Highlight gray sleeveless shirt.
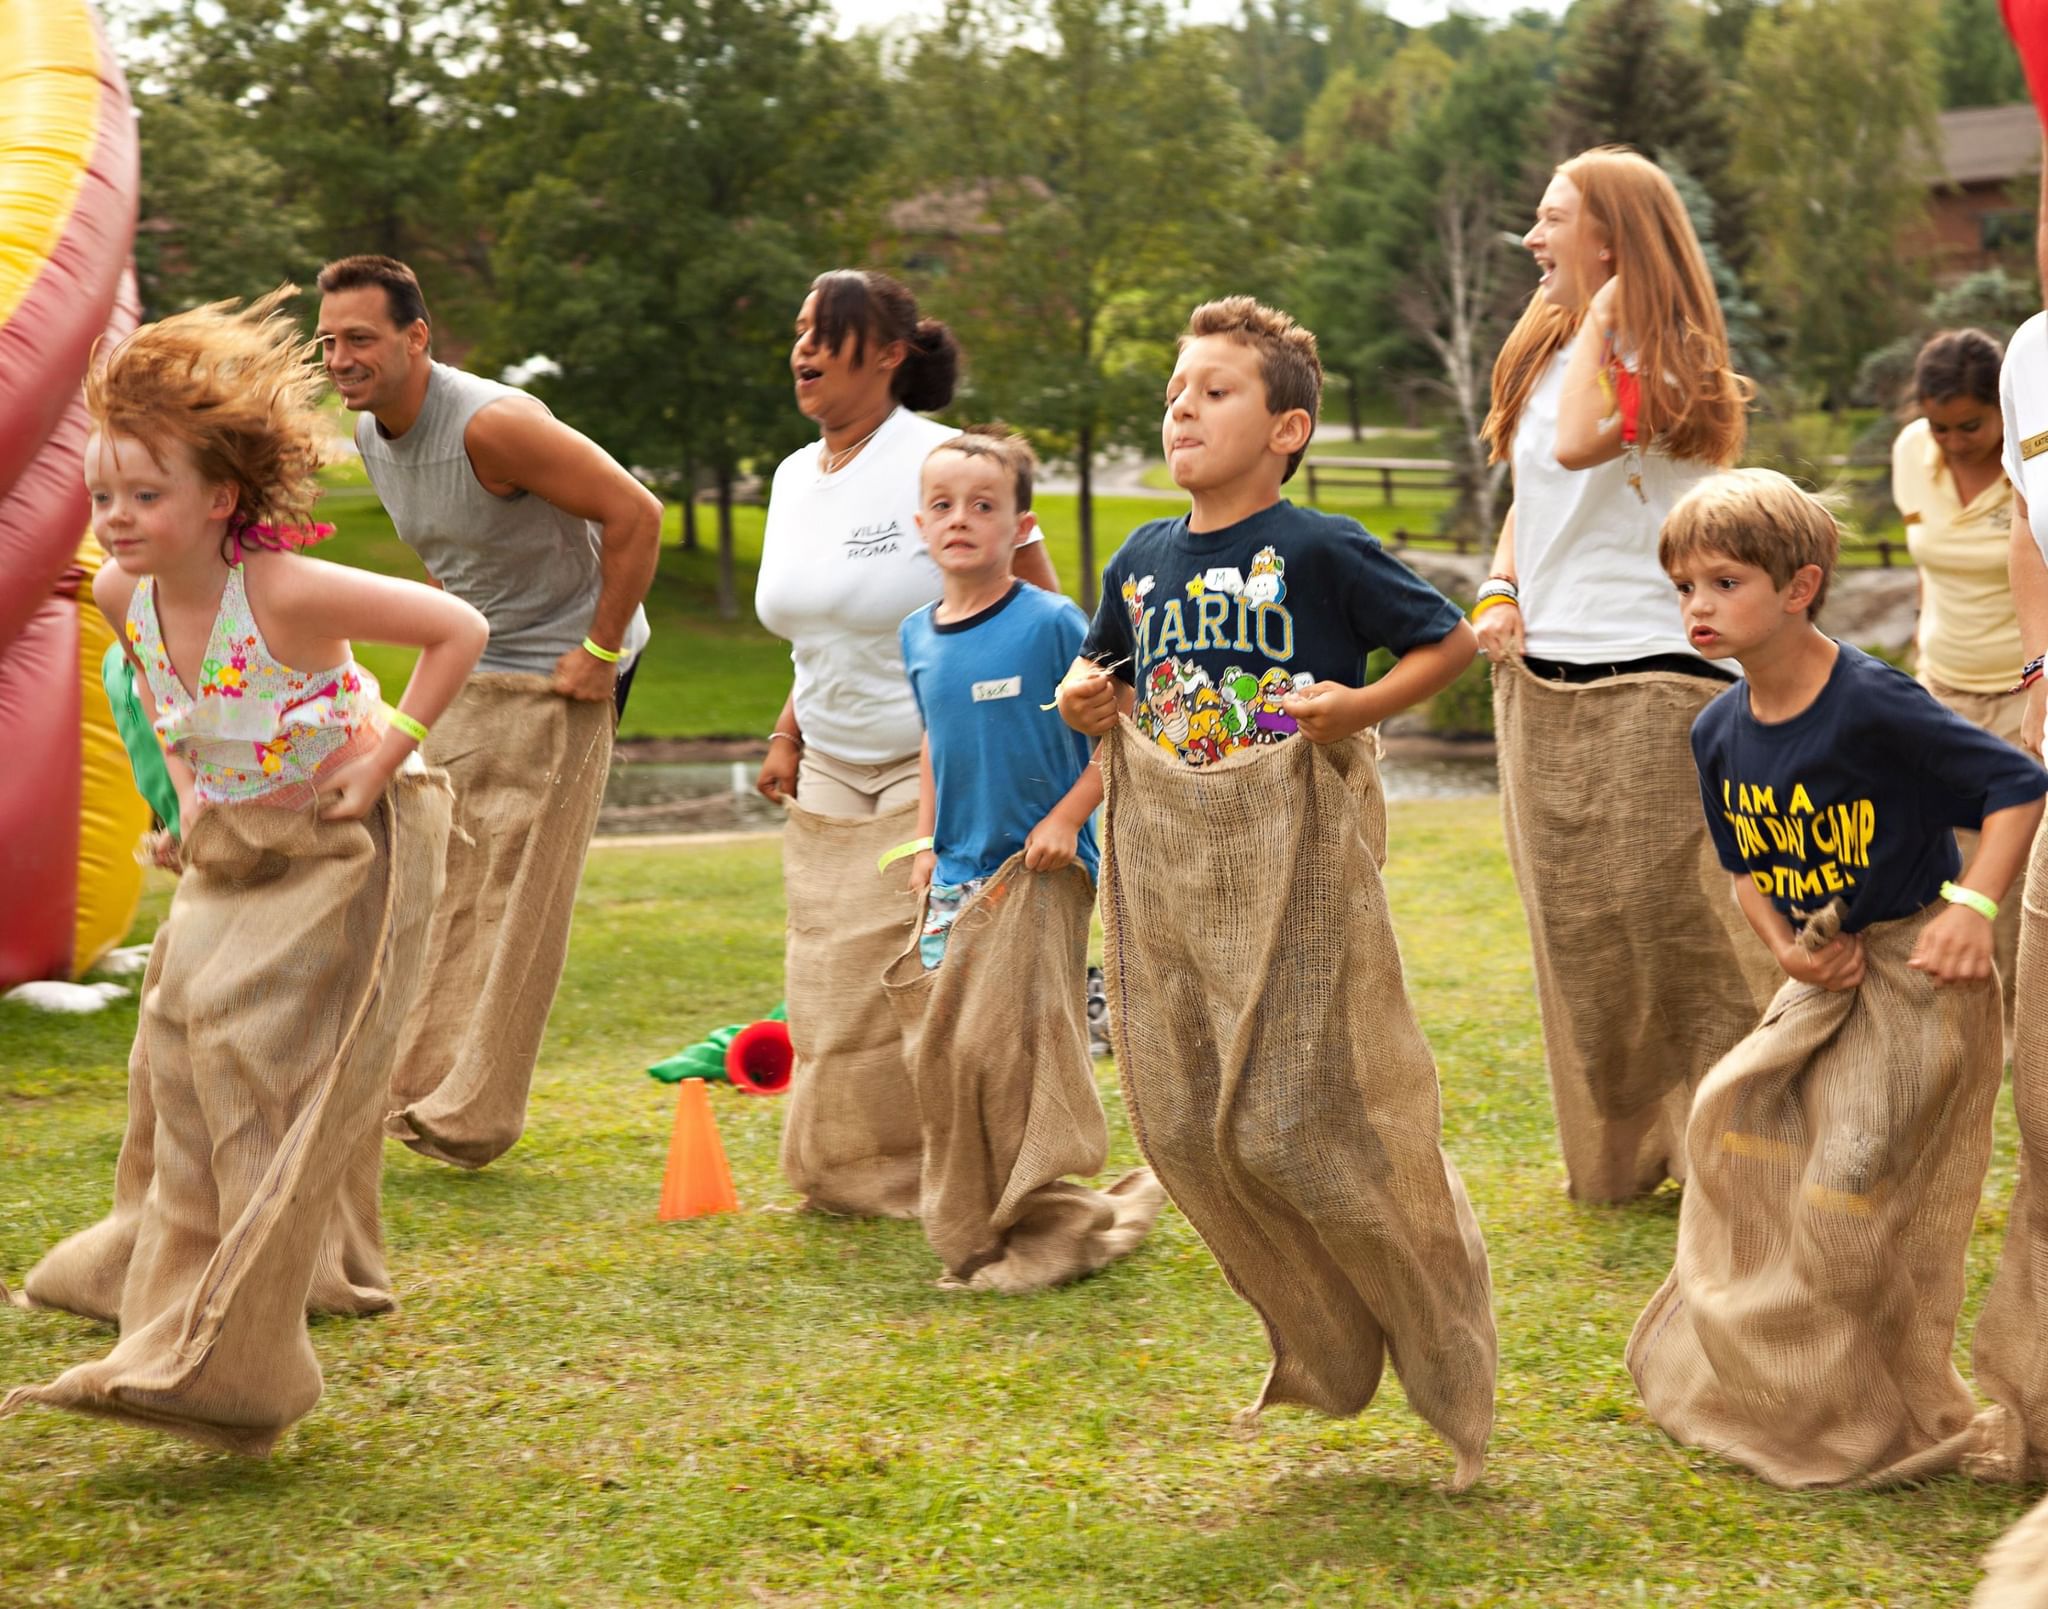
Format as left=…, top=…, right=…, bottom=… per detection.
left=355, top=361, right=650, bottom=676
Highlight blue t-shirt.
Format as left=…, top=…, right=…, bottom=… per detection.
left=1692, top=642, right=2048, bottom=930
left=901, top=582, right=1100, bottom=885
left=1078, top=499, right=1463, bottom=765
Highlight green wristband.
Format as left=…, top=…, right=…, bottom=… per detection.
left=581, top=636, right=622, bottom=664
left=384, top=704, right=429, bottom=744
left=878, top=836, right=934, bottom=873
left=1940, top=881, right=1998, bottom=922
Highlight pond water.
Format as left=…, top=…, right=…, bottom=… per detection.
left=598, top=747, right=1499, bottom=837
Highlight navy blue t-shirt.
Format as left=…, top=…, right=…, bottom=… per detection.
left=901, top=582, right=1100, bottom=885
left=1079, top=500, right=1462, bottom=765
left=1692, top=643, right=2048, bottom=930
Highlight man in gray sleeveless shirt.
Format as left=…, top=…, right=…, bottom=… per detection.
left=316, top=254, right=661, bottom=1168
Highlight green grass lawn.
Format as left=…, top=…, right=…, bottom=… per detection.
left=0, top=805, right=2033, bottom=1605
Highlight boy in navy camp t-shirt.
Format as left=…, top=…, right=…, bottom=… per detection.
left=1661, top=468, right=2046, bottom=990
left=899, top=428, right=1100, bottom=966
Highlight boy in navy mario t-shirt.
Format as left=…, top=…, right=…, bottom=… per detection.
left=1064, top=299, right=1469, bottom=761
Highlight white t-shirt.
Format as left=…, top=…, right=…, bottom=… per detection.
left=1510, top=332, right=1712, bottom=663
left=2002, top=311, right=2048, bottom=567
left=754, top=407, right=1043, bottom=766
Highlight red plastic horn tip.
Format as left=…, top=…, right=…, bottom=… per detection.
left=724, top=1018, right=793, bottom=1096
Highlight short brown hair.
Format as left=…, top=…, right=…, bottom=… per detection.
left=1659, top=468, right=1842, bottom=620
left=924, top=423, right=1037, bottom=513
left=316, top=254, right=430, bottom=330
left=1181, top=296, right=1322, bottom=481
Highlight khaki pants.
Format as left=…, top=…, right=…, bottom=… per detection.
left=1922, top=674, right=2026, bottom=1053
left=796, top=747, right=921, bottom=818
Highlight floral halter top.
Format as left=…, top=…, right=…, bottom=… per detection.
left=125, top=564, right=381, bottom=806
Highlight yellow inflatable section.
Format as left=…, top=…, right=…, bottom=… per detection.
left=73, top=533, right=147, bottom=971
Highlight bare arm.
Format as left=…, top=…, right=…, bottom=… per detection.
left=466, top=399, right=664, bottom=699
left=1013, top=535, right=1060, bottom=594
left=1553, top=296, right=1627, bottom=472
left=910, top=734, right=937, bottom=889
left=262, top=558, right=489, bottom=819
left=1023, top=750, right=1102, bottom=872
left=1283, top=621, right=1479, bottom=743
left=1731, top=871, right=1866, bottom=992
left=1474, top=503, right=1522, bottom=661
left=756, top=688, right=803, bottom=802
left=1911, top=797, right=2047, bottom=983
left=2014, top=492, right=2048, bottom=757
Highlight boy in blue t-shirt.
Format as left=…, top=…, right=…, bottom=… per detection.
left=1662, top=468, right=2046, bottom=988
left=900, top=427, right=1100, bottom=966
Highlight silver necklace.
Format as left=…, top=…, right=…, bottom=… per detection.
left=819, top=419, right=885, bottom=475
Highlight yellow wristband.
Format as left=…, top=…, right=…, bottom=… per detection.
left=1470, top=595, right=1520, bottom=623
left=581, top=637, right=623, bottom=664
left=384, top=705, right=429, bottom=744
left=878, top=836, right=934, bottom=873
left=1940, top=881, right=1998, bottom=922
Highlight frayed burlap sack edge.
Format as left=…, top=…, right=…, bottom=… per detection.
left=8, top=934, right=394, bottom=1323
left=385, top=671, right=613, bottom=1169
left=1494, top=656, right=1779, bottom=1203
left=1, top=772, right=451, bottom=1456
left=1627, top=899, right=2002, bottom=1489
left=778, top=799, right=925, bottom=1218
left=881, top=855, right=1164, bottom=1293
left=1970, top=815, right=2048, bottom=1483
left=1099, top=721, right=1496, bottom=1490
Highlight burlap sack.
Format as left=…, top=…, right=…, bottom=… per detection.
left=2, top=773, right=451, bottom=1455
left=1976, top=1491, right=2048, bottom=1607
left=386, top=672, right=612, bottom=1169
left=1098, top=723, right=1497, bottom=1489
left=778, top=800, right=925, bottom=1217
left=1494, top=657, right=1779, bottom=1202
left=1969, top=816, right=2048, bottom=1482
left=1626, top=900, right=2002, bottom=1488
left=12, top=933, right=394, bottom=1322
left=1924, top=677, right=2027, bottom=1053
left=881, top=856, right=1164, bottom=1292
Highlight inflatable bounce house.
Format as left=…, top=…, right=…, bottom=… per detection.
left=0, top=0, right=144, bottom=990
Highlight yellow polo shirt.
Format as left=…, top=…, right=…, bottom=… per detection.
left=1896, top=416, right=2019, bottom=692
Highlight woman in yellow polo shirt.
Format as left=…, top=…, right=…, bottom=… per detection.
left=1896, top=326, right=2022, bottom=1040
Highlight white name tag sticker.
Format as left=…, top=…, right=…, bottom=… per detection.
left=1204, top=567, right=1245, bottom=594
left=971, top=676, right=1022, bottom=703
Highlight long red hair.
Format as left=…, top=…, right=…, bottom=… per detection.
left=1482, top=148, right=1749, bottom=468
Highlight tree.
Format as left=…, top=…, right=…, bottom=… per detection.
left=131, top=92, right=315, bottom=315
left=129, top=0, right=486, bottom=318
left=1938, top=0, right=2029, bottom=107
left=1550, top=0, right=1750, bottom=270
left=891, top=0, right=1294, bottom=609
left=480, top=0, right=890, bottom=618
left=1294, top=24, right=1555, bottom=525
left=1735, top=0, right=1942, bottom=407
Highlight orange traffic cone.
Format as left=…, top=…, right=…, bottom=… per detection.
left=658, top=1078, right=739, bottom=1221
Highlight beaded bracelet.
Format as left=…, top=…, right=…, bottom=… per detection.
left=1941, top=881, right=1999, bottom=922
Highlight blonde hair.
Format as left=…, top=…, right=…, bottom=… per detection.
left=1658, top=468, right=1841, bottom=619
left=926, top=423, right=1039, bottom=512
left=85, top=285, right=330, bottom=548
left=1483, top=148, right=1750, bottom=468
left=1182, top=296, right=1322, bottom=481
